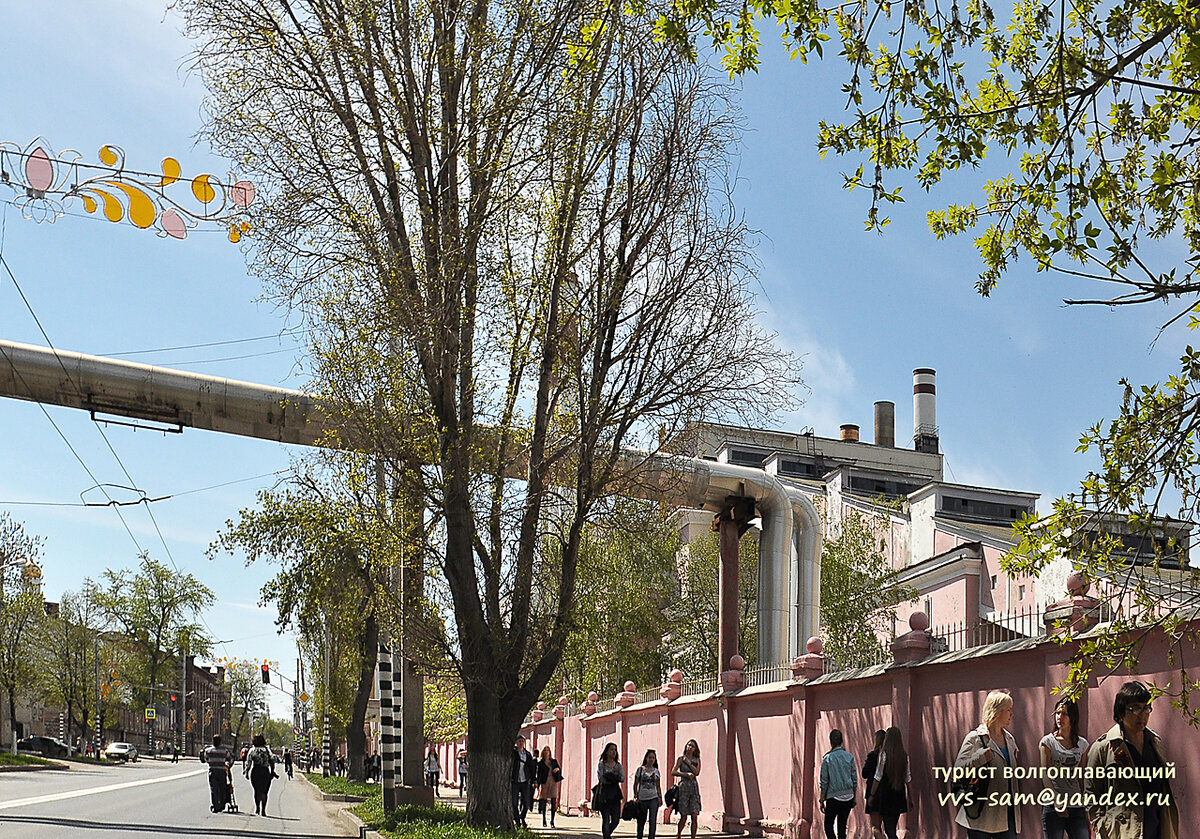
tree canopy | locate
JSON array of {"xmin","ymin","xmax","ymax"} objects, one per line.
[{"xmin": 182, "ymin": 0, "xmax": 796, "ymax": 826}]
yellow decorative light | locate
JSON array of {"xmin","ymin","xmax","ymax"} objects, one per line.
[{"xmin": 0, "ymin": 136, "xmax": 254, "ymax": 242}]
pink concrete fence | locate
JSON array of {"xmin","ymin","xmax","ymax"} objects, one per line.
[{"xmin": 442, "ymin": 614, "xmax": 1199, "ymax": 838}]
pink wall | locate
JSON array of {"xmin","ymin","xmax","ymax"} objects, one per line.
[{"xmin": 436, "ymin": 624, "xmax": 1199, "ymax": 838}]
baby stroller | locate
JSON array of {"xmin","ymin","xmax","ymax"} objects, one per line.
[
  {"xmin": 211, "ymin": 765, "xmax": 239, "ymax": 813},
  {"xmin": 225, "ymin": 766, "xmax": 239, "ymax": 813}
]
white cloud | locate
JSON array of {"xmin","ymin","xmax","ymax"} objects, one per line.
[{"xmin": 758, "ymin": 306, "xmax": 858, "ymax": 438}]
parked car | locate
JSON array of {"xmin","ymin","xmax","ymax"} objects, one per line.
[
  {"xmin": 17, "ymin": 736, "xmax": 74, "ymax": 758},
  {"xmin": 104, "ymin": 742, "xmax": 139, "ymax": 762}
]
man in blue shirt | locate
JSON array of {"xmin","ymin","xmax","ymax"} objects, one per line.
[{"xmin": 818, "ymin": 729, "xmax": 857, "ymax": 839}]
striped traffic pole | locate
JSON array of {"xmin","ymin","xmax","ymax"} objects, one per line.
[{"xmin": 378, "ymin": 642, "xmax": 395, "ymax": 809}]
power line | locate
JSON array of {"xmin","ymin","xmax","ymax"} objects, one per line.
[
  {"xmin": 102, "ymin": 329, "xmax": 309, "ymax": 358},
  {"xmin": 0, "ymin": 469, "xmax": 290, "ymax": 508}
]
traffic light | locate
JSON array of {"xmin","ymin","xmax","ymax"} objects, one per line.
[
  {"xmin": 170, "ymin": 694, "xmax": 177, "ymax": 703},
  {"xmin": 261, "ymin": 664, "xmax": 270, "ymax": 684}
]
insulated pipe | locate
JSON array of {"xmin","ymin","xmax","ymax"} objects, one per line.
[
  {"xmin": 622, "ymin": 452, "xmax": 803, "ymax": 664},
  {"xmin": 786, "ymin": 486, "xmax": 823, "ymax": 655},
  {"xmin": 0, "ymin": 339, "xmax": 823, "ymax": 664}
]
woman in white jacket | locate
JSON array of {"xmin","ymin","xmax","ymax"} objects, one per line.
[{"xmin": 954, "ymin": 690, "xmax": 1021, "ymax": 838}]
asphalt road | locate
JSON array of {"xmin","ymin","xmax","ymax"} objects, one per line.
[{"xmin": 0, "ymin": 758, "xmax": 353, "ymax": 838}]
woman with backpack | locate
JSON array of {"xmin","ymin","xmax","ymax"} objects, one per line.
[{"xmin": 243, "ymin": 733, "xmax": 278, "ymax": 816}]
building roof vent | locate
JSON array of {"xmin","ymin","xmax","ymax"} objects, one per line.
[{"xmin": 840, "ymin": 423, "xmax": 860, "ymax": 442}]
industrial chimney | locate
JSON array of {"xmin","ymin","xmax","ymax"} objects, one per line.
[
  {"xmin": 913, "ymin": 368, "xmax": 938, "ymax": 453},
  {"xmin": 874, "ymin": 401, "xmax": 895, "ymax": 447}
]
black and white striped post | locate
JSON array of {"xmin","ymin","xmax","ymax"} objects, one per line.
[
  {"xmin": 378, "ymin": 642, "xmax": 395, "ymax": 809},
  {"xmin": 93, "ymin": 636, "xmax": 102, "ymax": 758},
  {"xmin": 323, "ymin": 626, "xmax": 332, "ymax": 777}
]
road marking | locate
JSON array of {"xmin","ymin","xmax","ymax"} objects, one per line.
[{"xmin": 0, "ymin": 767, "xmax": 207, "ymax": 810}]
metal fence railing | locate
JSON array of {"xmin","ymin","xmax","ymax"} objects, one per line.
[
  {"xmin": 929, "ymin": 604, "xmax": 1045, "ymax": 654},
  {"xmin": 822, "ymin": 643, "xmax": 893, "ymax": 675},
  {"xmin": 680, "ymin": 675, "xmax": 718, "ymax": 697},
  {"xmin": 633, "ymin": 685, "xmax": 663, "ymax": 705},
  {"xmin": 742, "ymin": 661, "xmax": 793, "ymax": 687}
]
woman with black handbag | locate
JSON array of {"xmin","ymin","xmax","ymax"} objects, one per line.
[
  {"xmin": 596, "ymin": 742, "xmax": 625, "ymax": 839},
  {"xmin": 672, "ymin": 739, "xmax": 702, "ymax": 839},
  {"xmin": 869, "ymin": 727, "xmax": 910, "ymax": 839},
  {"xmin": 954, "ymin": 690, "xmax": 1021, "ymax": 838},
  {"xmin": 535, "ymin": 746, "xmax": 561, "ymax": 828}
]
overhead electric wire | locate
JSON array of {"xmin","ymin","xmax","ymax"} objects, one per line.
[
  {"xmin": 103, "ymin": 328, "xmax": 309, "ymax": 357},
  {"xmin": 0, "ymin": 246, "xmax": 146, "ymax": 554},
  {"xmin": 0, "ymin": 469, "xmax": 290, "ymax": 508},
  {"xmin": 0, "ymin": 239, "xmax": 233, "ymax": 656}
]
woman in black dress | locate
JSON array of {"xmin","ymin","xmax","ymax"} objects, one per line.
[
  {"xmin": 870, "ymin": 727, "xmax": 909, "ymax": 839},
  {"xmin": 862, "ymin": 730, "xmax": 886, "ymax": 839}
]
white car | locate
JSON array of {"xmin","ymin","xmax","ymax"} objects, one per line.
[{"xmin": 104, "ymin": 742, "xmax": 139, "ymax": 762}]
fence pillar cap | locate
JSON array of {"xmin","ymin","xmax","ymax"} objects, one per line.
[
  {"xmin": 891, "ymin": 612, "xmax": 932, "ymax": 663},
  {"xmin": 615, "ymin": 682, "xmax": 637, "ymax": 707}
]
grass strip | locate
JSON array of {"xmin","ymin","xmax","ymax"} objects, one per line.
[
  {"xmin": 304, "ymin": 772, "xmax": 378, "ymax": 798},
  {"xmin": 349, "ymin": 801, "xmax": 538, "ymax": 839},
  {"xmin": 0, "ymin": 752, "xmax": 56, "ymax": 766}
]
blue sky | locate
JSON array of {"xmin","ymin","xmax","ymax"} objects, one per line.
[{"xmin": 0, "ymin": 2, "xmax": 1190, "ymax": 716}]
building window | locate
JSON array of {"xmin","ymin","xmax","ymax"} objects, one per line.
[
  {"xmin": 924, "ymin": 598, "xmax": 932, "ymax": 624},
  {"xmin": 990, "ymin": 575, "xmax": 997, "ymax": 589},
  {"xmin": 1018, "ymin": 585, "xmax": 1026, "ymax": 601}
]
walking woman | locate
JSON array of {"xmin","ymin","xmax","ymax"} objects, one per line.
[
  {"xmin": 633, "ymin": 748, "xmax": 664, "ymax": 839},
  {"xmin": 424, "ymin": 745, "xmax": 440, "ymax": 797},
  {"xmin": 870, "ymin": 727, "xmax": 910, "ymax": 839},
  {"xmin": 954, "ymin": 690, "xmax": 1022, "ymax": 838},
  {"xmin": 862, "ymin": 729, "xmax": 886, "ymax": 839},
  {"xmin": 243, "ymin": 733, "xmax": 277, "ymax": 816},
  {"xmin": 596, "ymin": 742, "xmax": 625, "ymax": 839},
  {"xmin": 535, "ymin": 746, "xmax": 562, "ymax": 828},
  {"xmin": 672, "ymin": 739, "xmax": 702, "ymax": 839},
  {"xmin": 1039, "ymin": 698, "xmax": 1088, "ymax": 839}
]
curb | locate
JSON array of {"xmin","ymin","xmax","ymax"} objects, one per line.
[
  {"xmin": 0, "ymin": 760, "xmax": 70, "ymax": 772},
  {"xmin": 338, "ymin": 805, "xmax": 387, "ymax": 839}
]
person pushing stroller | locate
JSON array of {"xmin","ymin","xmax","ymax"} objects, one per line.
[{"xmin": 203, "ymin": 734, "xmax": 236, "ymax": 813}]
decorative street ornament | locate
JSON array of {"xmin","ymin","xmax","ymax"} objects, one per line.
[{"xmin": 0, "ymin": 136, "xmax": 255, "ymax": 242}]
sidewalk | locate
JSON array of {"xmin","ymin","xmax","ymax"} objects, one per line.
[{"xmin": 435, "ymin": 790, "xmax": 736, "ymax": 839}]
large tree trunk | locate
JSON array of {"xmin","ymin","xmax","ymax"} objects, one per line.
[
  {"xmin": 346, "ymin": 612, "xmax": 378, "ymax": 782},
  {"xmin": 463, "ymin": 687, "xmax": 518, "ymax": 828}
]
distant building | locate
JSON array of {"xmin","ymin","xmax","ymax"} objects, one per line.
[{"xmin": 673, "ymin": 368, "xmax": 1192, "ymax": 657}]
